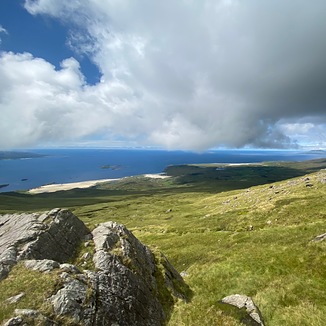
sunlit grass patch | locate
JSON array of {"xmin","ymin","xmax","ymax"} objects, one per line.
[{"xmin": 0, "ymin": 263, "xmax": 59, "ymax": 322}]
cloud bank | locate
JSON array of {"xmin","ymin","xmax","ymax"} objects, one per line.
[{"xmin": 2, "ymin": 0, "xmax": 326, "ymax": 149}]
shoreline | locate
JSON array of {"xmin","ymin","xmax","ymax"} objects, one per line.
[{"xmin": 28, "ymin": 173, "xmax": 170, "ymax": 194}]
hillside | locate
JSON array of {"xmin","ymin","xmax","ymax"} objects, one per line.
[{"xmin": 0, "ymin": 159, "xmax": 326, "ymax": 325}]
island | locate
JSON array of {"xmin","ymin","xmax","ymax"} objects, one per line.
[
  {"xmin": 101, "ymin": 164, "xmax": 122, "ymax": 170},
  {"xmin": 0, "ymin": 151, "xmax": 44, "ymax": 160}
]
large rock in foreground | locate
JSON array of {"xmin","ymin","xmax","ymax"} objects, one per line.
[
  {"xmin": 0, "ymin": 210, "xmax": 189, "ymax": 326},
  {"xmin": 0, "ymin": 208, "xmax": 91, "ymax": 280}
]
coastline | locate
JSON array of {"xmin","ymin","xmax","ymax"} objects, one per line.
[{"xmin": 28, "ymin": 174, "xmax": 170, "ymax": 194}]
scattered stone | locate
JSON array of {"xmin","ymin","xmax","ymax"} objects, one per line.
[
  {"xmin": 180, "ymin": 271, "xmax": 189, "ymax": 277},
  {"xmin": 266, "ymin": 220, "xmax": 272, "ymax": 225},
  {"xmin": 312, "ymin": 232, "xmax": 326, "ymax": 242},
  {"xmin": 165, "ymin": 208, "xmax": 172, "ymax": 213},
  {"xmin": 82, "ymin": 252, "xmax": 91, "ymax": 260},
  {"xmin": 84, "ymin": 241, "xmax": 90, "ymax": 247},
  {"xmin": 220, "ymin": 294, "xmax": 265, "ymax": 326},
  {"xmin": 6, "ymin": 293, "xmax": 25, "ymax": 304},
  {"xmin": 14, "ymin": 309, "xmax": 39, "ymax": 318},
  {"xmin": 59, "ymin": 263, "xmax": 81, "ymax": 274},
  {"xmin": 24, "ymin": 259, "xmax": 60, "ymax": 272},
  {"xmin": 306, "ymin": 183, "xmax": 313, "ymax": 187},
  {"xmin": 3, "ymin": 317, "xmax": 23, "ymax": 326},
  {"xmin": 248, "ymin": 225, "xmax": 254, "ymax": 231}
]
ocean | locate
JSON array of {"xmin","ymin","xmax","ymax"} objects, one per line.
[{"xmin": 0, "ymin": 148, "xmax": 325, "ymax": 193}]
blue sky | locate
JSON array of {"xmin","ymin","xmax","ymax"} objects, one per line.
[
  {"xmin": 1, "ymin": 0, "xmax": 326, "ymax": 150},
  {"xmin": 0, "ymin": 0, "xmax": 100, "ymax": 84}
]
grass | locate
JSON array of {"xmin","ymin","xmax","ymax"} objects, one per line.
[
  {"xmin": 0, "ymin": 263, "xmax": 60, "ymax": 322},
  {"xmin": 1, "ymin": 159, "xmax": 326, "ymax": 325}
]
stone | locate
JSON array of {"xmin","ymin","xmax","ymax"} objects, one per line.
[
  {"xmin": 14, "ymin": 309, "xmax": 39, "ymax": 318},
  {"xmin": 6, "ymin": 293, "xmax": 25, "ymax": 304},
  {"xmin": 312, "ymin": 232, "xmax": 326, "ymax": 242},
  {"xmin": 49, "ymin": 278, "xmax": 89, "ymax": 323},
  {"xmin": 0, "ymin": 209, "xmax": 91, "ymax": 279},
  {"xmin": 220, "ymin": 294, "xmax": 265, "ymax": 326},
  {"xmin": 59, "ymin": 263, "xmax": 81, "ymax": 274},
  {"xmin": 0, "ymin": 247, "xmax": 17, "ymax": 281},
  {"xmin": 24, "ymin": 259, "xmax": 60, "ymax": 272},
  {"xmin": 3, "ymin": 317, "xmax": 23, "ymax": 326},
  {"xmin": 46, "ymin": 221, "xmax": 190, "ymax": 325},
  {"xmin": 180, "ymin": 271, "xmax": 189, "ymax": 277},
  {"xmin": 82, "ymin": 252, "xmax": 91, "ymax": 260}
]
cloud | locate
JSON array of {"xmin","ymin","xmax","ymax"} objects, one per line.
[
  {"xmin": 0, "ymin": 25, "xmax": 8, "ymax": 44},
  {"xmin": 2, "ymin": 0, "xmax": 326, "ymax": 149}
]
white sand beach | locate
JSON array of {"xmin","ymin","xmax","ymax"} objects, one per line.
[
  {"xmin": 28, "ymin": 174, "xmax": 170, "ymax": 194},
  {"xmin": 28, "ymin": 178, "xmax": 119, "ymax": 194}
]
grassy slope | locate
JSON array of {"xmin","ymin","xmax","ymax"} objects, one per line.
[{"xmin": 1, "ymin": 159, "xmax": 326, "ymax": 325}]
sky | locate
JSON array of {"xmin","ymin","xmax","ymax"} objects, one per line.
[{"xmin": 1, "ymin": 0, "xmax": 326, "ymax": 150}]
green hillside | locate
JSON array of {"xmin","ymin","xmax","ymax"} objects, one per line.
[{"xmin": 1, "ymin": 159, "xmax": 326, "ymax": 325}]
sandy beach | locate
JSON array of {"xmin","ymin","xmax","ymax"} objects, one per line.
[
  {"xmin": 28, "ymin": 174, "xmax": 170, "ymax": 194},
  {"xmin": 28, "ymin": 178, "xmax": 119, "ymax": 194}
]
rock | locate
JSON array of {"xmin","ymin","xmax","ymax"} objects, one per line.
[
  {"xmin": 49, "ymin": 278, "xmax": 89, "ymax": 323},
  {"xmin": 14, "ymin": 309, "xmax": 39, "ymax": 318},
  {"xmin": 82, "ymin": 252, "xmax": 91, "ymax": 260},
  {"xmin": 0, "ymin": 247, "xmax": 17, "ymax": 280},
  {"xmin": 3, "ymin": 317, "xmax": 23, "ymax": 326},
  {"xmin": 47, "ymin": 221, "xmax": 190, "ymax": 325},
  {"xmin": 312, "ymin": 232, "xmax": 326, "ymax": 242},
  {"xmin": 0, "ymin": 209, "xmax": 91, "ymax": 280},
  {"xmin": 165, "ymin": 208, "xmax": 172, "ymax": 213},
  {"xmin": 6, "ymin": 293, "xmax": 25, "ymax": 304},
  {"xmin": 220, "ymin": 294, "xmax": 264, "ymax": 326},
  {"xmin": 180, "ymin": 271, "xmax": 189, "ymax": 277},
  {"xmin": 59, "ymin": 263, "xmax": 81, "ymax": 274},
  {"xmin": 24, "ymin": 259, "xmax": 60, "ymax": 272},
  {"xmin": 0, "ymin": 211, "xmax": 189, "ymax": 326}
]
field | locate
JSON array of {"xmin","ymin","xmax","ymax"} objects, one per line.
[{"xmin": 1, "ymin": 159, "xmax": 326, "ymax": 325}]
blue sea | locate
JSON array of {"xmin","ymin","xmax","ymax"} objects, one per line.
[{"xmin": 0, "ymin": 148, "xmax": 325, "ymax": 193}]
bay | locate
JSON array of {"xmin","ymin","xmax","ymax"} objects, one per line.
[{"xmin": 0, "ymin": 148, "xmax": 325, "ymax": 193}]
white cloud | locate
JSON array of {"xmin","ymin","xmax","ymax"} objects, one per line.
[
  {"xmin": 0, "ymin": 25, "xmax": 8, "ymax": 44},
  {"xmin": 2, "ymin": 0, "xmax": 326, "ymax": 149}
]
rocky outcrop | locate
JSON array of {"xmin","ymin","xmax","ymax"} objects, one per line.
[
  {"xmin": 0, "ymin": 209, "xmax": 189, "ymax": 326},
  {"xmin": 0, "ymin": 208, "xmax": 91, "ymax": 280},
  {"xmin": 219, "ymin": 294, "xmax": 265, "ymax": 326}
]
